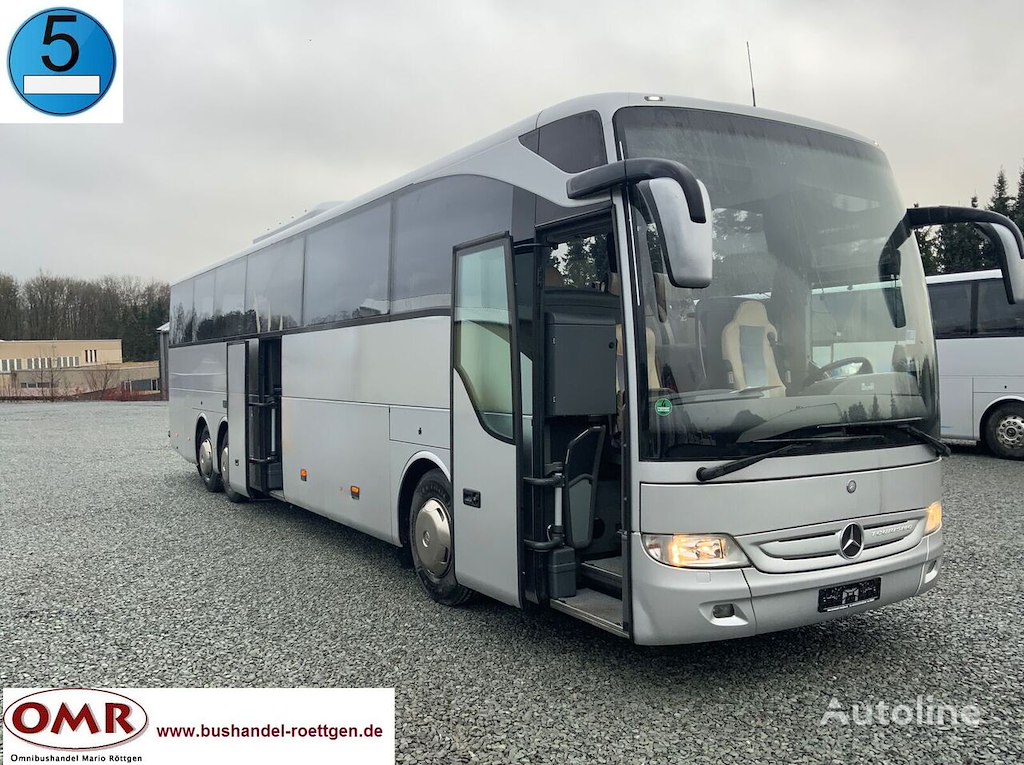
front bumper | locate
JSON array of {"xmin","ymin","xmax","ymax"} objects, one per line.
[{"xmin": 630, "ymin": 528, "xmax": 944, "ymax": 645}]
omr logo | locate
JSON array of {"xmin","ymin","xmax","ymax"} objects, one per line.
[{"xmin": 2, "ymin": 688, "xmax": 148, "ymax": 750}]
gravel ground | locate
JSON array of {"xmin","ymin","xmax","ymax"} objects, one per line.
[{"xmin": 1, "ymin": 401, "xmax": 1022, "ymax": 764}]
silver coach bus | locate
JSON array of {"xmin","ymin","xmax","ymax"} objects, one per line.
[
  {"xmin": 927, "ymin": 269, "xmax": 1024, "ymax": 458},
  {"xmin": 168, "ymin": 93, "xmax": 1024, "ymax": 644}
]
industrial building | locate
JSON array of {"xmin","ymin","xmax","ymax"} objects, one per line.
[{"xmin": 0, "ymin": 339, "xmax": 159, "ymax": 399}]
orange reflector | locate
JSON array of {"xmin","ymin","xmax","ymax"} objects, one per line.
[
  {"xmin": 351, "ymin": 486, "xmax": 360, "ymax": 499},
  {"xmin": 300, "ymin": 469, "xmax": 308, "ymax": 481}
]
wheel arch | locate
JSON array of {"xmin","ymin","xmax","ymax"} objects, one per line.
[
  {"xmin": 193, "ymin": 414, "xmax": 211, "ymax": 460},
  {"xmin": 397, "ymin": 452, "xmax": 450, "ymax": 548},
  {"xmin": 979, "ymin": 395, "xmax": 1024, "ymax": 439}
]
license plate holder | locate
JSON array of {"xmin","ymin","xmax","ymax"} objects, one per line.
[{"xmin": 817, "ymin": 577, "xmax": 881, "ymax": 613}]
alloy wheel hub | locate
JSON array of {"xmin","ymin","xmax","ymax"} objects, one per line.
[
  {"xmin": 414, "ymin": 498, "xmax": 452, "ymax": 577},
  {"xmin": 997, "ymin": 415, "xmax": 1024, "ymax": 449}
]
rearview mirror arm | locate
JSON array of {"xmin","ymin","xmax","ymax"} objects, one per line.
[{"xmin": 566, "ymin": 158, "xmax": 708, "ymax": 224}]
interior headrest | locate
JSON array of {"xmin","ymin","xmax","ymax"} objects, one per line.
[{"xmin": 730, "ymin": 300, "xmax": 771, "ymax": 327}]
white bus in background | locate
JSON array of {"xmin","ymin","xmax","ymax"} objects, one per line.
[
  {"xmin": 927, "ymin": 270, "xmax": 1024, "ymax": 458},
  {"xmin": 167, "ymin": 93, "xmax": 1024, "ymax": 645}
]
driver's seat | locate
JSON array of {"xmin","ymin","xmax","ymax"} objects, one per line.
[{"xmin": 721, "ymin": 301, "xmax": 786, "ymax": 396}]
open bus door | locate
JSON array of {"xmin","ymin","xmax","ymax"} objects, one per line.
[
  {"xmin": 226, "ymin": 338, "xmax": 282, "ymax": 498},
  {"xmin": 450, "ymin": 235, "xmax": 523, "ymax": 607}
]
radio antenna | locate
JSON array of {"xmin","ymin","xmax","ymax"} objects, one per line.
[{"xmin": 746, "ymin": 41, "xmax": 757, "ymax": 107}]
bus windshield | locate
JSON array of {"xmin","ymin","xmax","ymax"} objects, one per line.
[{"xmin": 616, "ymin": 106, "xmax": 938, "ymax": 460}]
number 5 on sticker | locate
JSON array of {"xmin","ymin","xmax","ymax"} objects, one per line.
[{"xmin": 8, "ymin": 7, "xmax": 116, "ymax": 116}]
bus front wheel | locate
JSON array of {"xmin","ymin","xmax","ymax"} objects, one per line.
[
  {"xmin": 985, "ymin": 403, "xmax": 1024, "ymax": 460},
  {"xmin": 408, "ymin": 469, "xmax": 476, "ymax": 606}
]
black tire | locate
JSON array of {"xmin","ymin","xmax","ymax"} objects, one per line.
[
  {"xmin": 220, "ymin": 433, "xmax": 248, "ymax": 503},
  {"xmin": 196, "ymin": 424, "xmax": 223, "ymax": 492},
  {"xmin": 408, "ymin": 469, "xmax": 475, "ymax": 606},
  {"xmin": 984, "ymin": 402, "xmax": 1024, "ymax": 460}
]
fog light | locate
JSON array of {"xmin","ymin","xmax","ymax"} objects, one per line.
[
  {"xmin": 642, "ymin": 533, "xmax": 750, "ymax": 568},
  {"xmin": 925, "ymin": 501, "xmax": 942, "ymax": 534},
  {"xmin": 712, "ymin": 604, "xmax": 735, "ymax": 619}
]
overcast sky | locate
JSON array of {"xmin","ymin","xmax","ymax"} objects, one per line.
[{"xmin": 1, "ymin": 0, "xmax": 1022, "ymax": 283}]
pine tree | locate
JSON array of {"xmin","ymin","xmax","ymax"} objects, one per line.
[
  {"xmin": 1014, "ymin": 162, "xmax": 1024, "ymax": 232},
  {"xmin": 912, "ymin": 203, "xmax": 942, "ymax": 275},
  {"xmin": 989, "ymin": 168, "xmax": 1013, "ymax": 217},
  {"xmin": 938, "ymin": 195, "xmax": 993, "ymax": 273}
]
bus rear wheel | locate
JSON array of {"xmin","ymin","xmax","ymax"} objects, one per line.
[
  {"xmin": 985, "ymin": 403, "xmax": 1024, "ymax": 459},
  {"xmin": 220, "ymin": 433, "xmax": 247, "ymax": 503},
  {"xmin": 197, "ymin": 424, "xmax": 223, "ymax": 492},
  {"xmin": 408, "ymin": 469, "xmax": 476, "ymax": 606}
]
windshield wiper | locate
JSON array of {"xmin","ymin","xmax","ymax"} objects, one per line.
[
  {"xmin": 837, "ymin": 419, "xmax": 951, "ymax": 457},
  {"xmin": 695, "ymin": 435, "xmax": 882, "ymax": 482},
  {"xmin": 898, "ymin": 424, "xmax": 951, "ymax": 457}
]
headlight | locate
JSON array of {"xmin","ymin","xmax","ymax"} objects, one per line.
[
  {"xmin": 642, "ymin": 533, "xmax": 751, "ymax": 568},
  {"xmin": 925, "ymin": 501, "xmax": 942, "ymax": 534}
]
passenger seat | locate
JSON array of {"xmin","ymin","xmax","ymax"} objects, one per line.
[{"xmin": 721, "ymin": 301, "xmax": 786, "ymax": 396}]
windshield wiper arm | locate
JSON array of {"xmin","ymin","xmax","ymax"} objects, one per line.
[
  {"xmin": 696, "ymin": 443, "xmax": 801, "ymax": 482},
  {"xmin": 839, "ymin": 419, "xmax": 951, "ymax": 457},
  {"xmin": 695, "ymin": 435, "xmax": 880, "ymax": 483},
  {"xmin": 897, "ymin": 424, "xmax": 951, "ymax": 457}
]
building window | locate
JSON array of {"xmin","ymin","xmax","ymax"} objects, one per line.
[{"xmin": 73, "ymin": 356, "xmax": 79, "ymax": 367}]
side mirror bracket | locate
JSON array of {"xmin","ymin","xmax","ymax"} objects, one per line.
[
  {"xmin": 567, "ymin": 158, "xmax": 714, "ymax": 289},
  {"xmin": 906, "ymin": 205, "xmax": 1024, "ymax": 304}
]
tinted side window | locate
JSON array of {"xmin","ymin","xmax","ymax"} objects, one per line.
[
  {"xmin": 392, "ymin": 177, "xmax": 512, "ymax": 313},
  {"xmin": 213, "ymin": 257, "xmax": 247, "ymax": 338},
  {"xmin": 193, "ymin": 270, "xmax": 217, "ymax": 341},
  {"xmin": 976, "ymin": 279, "xmax": 1024, "ymax": 335},
  {"xmin": 245, "ymin": 237, "xmax": 304, "ymax": 332},
  {"xmin": 521, "ymin": 111, "xmax": 607, "ymax": 173},
  {"xmin": 304, "ymin": 202, "xmax": 391, "ymax": 325},
  {"xmin": 455, "ymin": 240, "xmax": 514, "ymax": 440},
  {"xmin": 170, "ymin": 280, "xmax": 195, "ymax": 344},
  {"xmin": 928, "ymin": 282, "xmax": 971, "ymax": 338},
  {"xmin": 544, "ymin": 232, "xmax": 613, "ymax": 291}
]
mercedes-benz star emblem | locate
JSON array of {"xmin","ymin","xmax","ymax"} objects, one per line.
[
  {"xmin": 839, "ymin": 523, "xmax": 864, "ymax": 559},
  {"xmin": 847, "ymin": 480, "xmax": 857, "ymax": 494}
]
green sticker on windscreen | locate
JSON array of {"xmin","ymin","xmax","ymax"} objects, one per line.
[{"xmin": 655, "ymin": 398, "xmax": 672, "ymax": 417}]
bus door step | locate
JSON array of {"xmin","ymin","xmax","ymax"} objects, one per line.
[
  {"xmin": 551, "ymin": 588, "xmax": 626, "ymax": 638},
  {"xmin": 580, "ymin": 556, "xmax": 623, "ymax": 597}
]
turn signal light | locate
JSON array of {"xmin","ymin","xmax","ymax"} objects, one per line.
[
  {"xmin": 925, "ymin": 501, "xmax": 942, "ymax": 534},
  {"xmin": 351, "ymin": 486, "xmax": 361, "ymax": 500},
  {"xmin": 300, "ymin": 469, "xmax": 308, "ymax": 481}
]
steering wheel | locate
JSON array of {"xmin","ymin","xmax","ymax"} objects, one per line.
[{"xmin": 804, "ymin": 356, "xmax": 874, "ymax": 386}]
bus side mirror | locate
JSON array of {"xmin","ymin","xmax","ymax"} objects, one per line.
[
  {"xmin": 906, "ymin": 206, "xmax": 1024, "ymax": 304},
  {"xmin": 976, "ymin": 222, "xmax": 1024, "ymax": 305},
  {"xmin": 637, "ymin": 177, "xmax": 714, "ymax": 289},
  {"xmin": 565, "ymin": 157, "xmax": 714, "ymax": 289}
]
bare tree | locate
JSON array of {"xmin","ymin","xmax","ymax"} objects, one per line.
[
  {"xmin": 6, "ymin": 271, "xmax": 170, "ymax": 360},
  {"xmin": 84, "ymin": 363, "xmax": 116, "ymax": 397}
]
